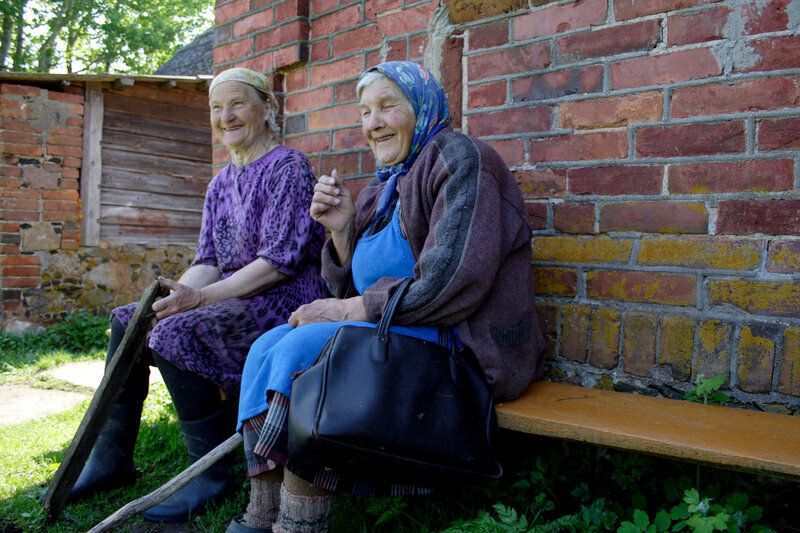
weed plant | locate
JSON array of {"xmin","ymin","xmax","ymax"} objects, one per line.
[{"xmin": 1, "ymin": 318, "xmax": 798, "ymax": 532}]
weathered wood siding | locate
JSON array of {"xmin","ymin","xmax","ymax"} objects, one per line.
[{"xmin": 99, "ymin": 83, "xmax": 212, "ymax": 244}]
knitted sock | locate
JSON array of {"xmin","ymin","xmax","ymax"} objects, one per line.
[
  {"xmin": 271, "ymin": 484, "xmax": 333, "ymax": 533},
  {"xmin": 242, "ymin": 477, "xmax": 281, "ymax": 528}
]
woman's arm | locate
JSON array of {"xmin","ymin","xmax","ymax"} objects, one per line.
[{"xmin": 152, "ymin": 259, "xmax": 287, "ymax": 320}]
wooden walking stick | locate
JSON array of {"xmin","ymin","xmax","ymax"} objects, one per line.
[
  {"xmin": 87, "ymin": 433, "xmax": 243, "ymax": 533},
  {"xmin": 43, "ymin": 279, "xmax": 167, "ymax": 522}
]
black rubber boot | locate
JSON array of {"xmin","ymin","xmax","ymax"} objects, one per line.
[
  {"xmin": 68, "ymin": 317, "xmax": 148, "ymax": 501},
  {"xmin": 142, "ymin": 408, "xmax": 237, "ymax": 522},
  {"xmin": 68, "ymin": 402, "xmax": 142, "ymax": 501}
]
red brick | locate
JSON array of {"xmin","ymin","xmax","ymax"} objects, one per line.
[
  {"xmin": 286, "ymin": 70, "xmax": 309, "ymax": 92},
  {"xmin": 468, "ymin": 42, "xmax": 550, "ymax": 82},
  {"xmin": 623, "ymin": 313, "xmax": 658, "ymax": 377},
  {"xmin": 611, "ymin": 48, "xmax": 721, "ymax": 90},
  {"xmin": 669, "ymin": 159, "xmax": 794, "ymax": 194},
  {"xmin": 42, "ymin": 190, "xmax": 79, "ymax": 200},
  {"xmin": 758, "ymin": 117, "xmax": 800, "ymax": 151},
  {"xmin": 2, "ymin": 277, "xmax": 40, "ymax": 288},
  {"xmin": 532, "ymin": 267, "xmax": 578, "ymax": 297},
  {"xmin": 717, "ymin": 199, "xmax": 800, "ymax": 235},
  {"xmin": 320, "ymin": 152, "xmax": 359, "ymax": 177},
  {"xmin": 0, "ymin": 254, "xmax": 40, "ymax": 265},
  {"xmin": 667, "ymin": 6, "xmax": 730, "ymax": 46},
  {"xmin": 569, "ymin": 165, "xmax": 662, "ymax": 196},
  {"xmin": 557, "ymin": 19, "xmax": 661, "ymax": 61},
  {"xmin": 586, "ymin": 270, "xmax": 697, "ymax": 306},
  {"xmin": 741, "ymin": 0, "xmax": 792, "ymax": 34},
  {"xmin": 559, "ymin": 91, "xmax": 662, "ymax": 129},
  {"xmin": 3, "ymin": 143, "xmax": 44, "ymax": 157},
  {"xmin": 514, "ymin": 0, "xmax": 607, "ymax": 40},
  {"xmin": 516, "ymin": 168, "xmax": 566, "ymax": 199},
  {"xmin": 255, "ymin": 20, "xmax": 310, "ymax": 50},
  {"xmin": 600, "ymin": 201, "xmax": 708, "ymax": 233},
  {"xmin": 0, "ymin": 131, "xmax": 41, "ymax": 144},
  {"xmin": 285, "ymin": 86, "xmax": 333, "ymax": 113},
  {"xmin": 615, "ymin": 0, "xmax": 717, "ymax": 21},
  {"xmin": 311, "ymin": 56, "xmax": 363, "ymax": 86},
  {"xmin": 1, "ymin": 84, "xmax": 41, "ymax": 97},
  {"xmin": 530, "ymin": 131, "xmax": 627, "ymax": 163},
  {"xmin": 46, "ymin": 145, "xmax": 82, "ymax": 158},
  {"xmin": 410, "ymin": 34, "xmax": 428, "ymax": 60},
  {"xmin": 215, "ymin": 0, "xmax": 251, "ymax": 24},
  {"xmin": 673, "ymin": 77, "xmax": 800, "ymax": 118},
  {"xmin": 332, "ymin": 24, "xmax": 381, "ymax": 56},
  {"xmin": 310, "ymin": 40, "xmax": 331, "ymax": 62},
  {"xmin": 0, "ymin": 119, "xmax": 39, "ymax": 133},
  {"xmin": 740, "ymin": 35, "xmax": 800, "ymax": 73},
  {"xmin": 767, "ymin": 240, "xmax": 800, "ymax": 273},
  {"xmin": 369, "ymin": 0, "xmax": 403, "ymax": 15},
  {"xmin": 469, "ymin": 106, "xmax": 551, "ymax": 137},
  {"xmin": 234, "ymin": 10, "xmax": 274, "ymax": 38},
  {"xmin": 560, "ymin": 304, "xmax": 592, "ymax": 362},
  {"xmin": 214, "ymin": 40, "xmax": 253, "ymax": 64},
  {"xmin": 512, "ymin": 66, "xmax": 603, "ymax": 102},
  {"xmin": 554, "ymin": 202, "xmax": 595, "ymax": 234},
  {"xmin": 333, "ymin": 127, "xmax": 366, "ymax": 150},
  {"xmin": 2, "ymin": 266, "xmax": 40, "ymax": 277},
  {"xmin": 485, "ymin": 139, "xmax": 524, "ymax": 166},
  {"xmin": 276, "ymin": 0, "xmax": 309, "ymax": 21},
  {"xmin": 468, "ymin": 20, "xmax": 510, "ymax": 50},
  {"xmin": 307, "ymin": 103, "xmax": 358, "ymax": 130},
  {"xmin": 636, "ymin": 121, "xmax": 745, "ymax": 158},
  {"xmin": 313, "ymin": 5, "xmax": 362, "ymax": 38},
  {"xmin": 468, "ymin": 81, "xmax": 506, "ymax": 109},
  {"xmin": 376, "ymin": 2, "xmax": 438, "ymax": 38},
  {"xmin": 386, "ymin": 38, "xmax": 408, "ymax": 62},
  {"xmin": 526, "ymin": 202, "xmax": 548, "ymax": 230}
]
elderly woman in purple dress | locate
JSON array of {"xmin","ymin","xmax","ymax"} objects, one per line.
[{"xmin": 68, "ymin": 68, "xmax": 328, "ymax": 523}]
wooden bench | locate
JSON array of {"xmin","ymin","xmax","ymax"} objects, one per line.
[{"xmin": 495, "ymin": 380, "xmax": 800, "ymax": 479}]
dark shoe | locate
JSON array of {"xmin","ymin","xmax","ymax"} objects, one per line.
[
  {"xmin": 226, "ymin": 513, "xmax": 272, "ymax": 533},
  {"xmin": 142, "ymin": 409, "xmax": 236, "ymax": 522},
  {"xmin": 68, "ymin": 403, "xmax": 142, "ymax": 501}
]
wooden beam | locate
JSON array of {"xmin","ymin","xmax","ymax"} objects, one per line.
[
  {"xmin": 87, "ymin": 434, "xmax": 242, "ymax": 532},
  {"xmin": 80, "ymin": 83, "xmax": 103, "ymax": 247},
  {"xmin": 43, "ymin": 280, "xmax": 167, "ymax": 522}
]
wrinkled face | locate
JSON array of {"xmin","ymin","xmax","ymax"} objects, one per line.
[
  {"xmin": 359, "ymin": 77, "xmax": 416, "ymax": 167},
  {"xmin": 209, "ymin": 81, "xmax": 270, "ymax": 152}
]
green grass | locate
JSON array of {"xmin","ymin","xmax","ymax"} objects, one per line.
[{"xmin": 1, "ymin": 316, "xmax": 798, "ymax": 532}]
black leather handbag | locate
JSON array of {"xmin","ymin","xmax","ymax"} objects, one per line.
[{"xmin": 287, "ymin": 278, "xmax": 503, "ymax": 484}]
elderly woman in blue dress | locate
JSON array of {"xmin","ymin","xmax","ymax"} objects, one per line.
[
  {"xmin": 67, "ymin": 68, "xmax": 328, "ymax": 523},
  {"xmin": 226, "ymin": 61, "xmax": 545, "ymax": 533}
]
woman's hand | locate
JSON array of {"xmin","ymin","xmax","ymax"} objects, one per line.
[
  {"xmin": 310, "ymin": 169, "xmax": 355, "ymax": 234},
  {"xmin": 288, "ymin": 296, "xmax": 367, "ymax": 327},
  {"xmin": 151, "ymin": 277, "xmax": 205, "ymax": 320}
]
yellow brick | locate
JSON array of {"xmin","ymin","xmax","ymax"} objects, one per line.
[
  {"xmin": 708, "ymin": 280, "xmax": 800, "ymax": 317},
  {"xmin": 638, "ymin": 236, "xmax": 761, "ymax": 270},
  {"xmin": 532, "ymin": 236, "xmax": 632, "ymax": 264}
]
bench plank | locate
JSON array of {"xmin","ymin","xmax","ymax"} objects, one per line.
[{"xmin": 495, "ymin": 381, "xmax": 800, "ymax": 479}]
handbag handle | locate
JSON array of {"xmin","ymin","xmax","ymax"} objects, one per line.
[{"xmin": 371, "ymin": 277, "xmax": 413, "ymax": 364}]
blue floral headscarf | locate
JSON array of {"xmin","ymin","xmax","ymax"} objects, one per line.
[{"xmin": 360, "ymin": 61, "xmax": 452, "ymax": 224}]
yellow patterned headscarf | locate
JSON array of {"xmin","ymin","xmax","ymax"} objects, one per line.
[{"xmin": 209, "ymin": 67, "xmax": 278, "ymax": 108}]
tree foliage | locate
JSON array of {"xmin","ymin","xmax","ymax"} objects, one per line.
[{"xmin": 0, "ymin": 0, "xmax": 213, "ymax": 74}]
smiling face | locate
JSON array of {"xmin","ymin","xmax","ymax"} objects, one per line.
[
  {"xmin": 359, "ymin": 76, "xmax": 416, "ymax": 167},
  {"xmin": 209, "ymin": 81, "xmax": 271, "ymax": 154}
]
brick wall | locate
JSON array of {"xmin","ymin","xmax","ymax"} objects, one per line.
[
  {"xmin": 1, "ymin": 83, "xmax": 193, "ymax": 324},
  {"xmin": 219, "ymin": 0, "xmax": 800, "ymax": 410}
]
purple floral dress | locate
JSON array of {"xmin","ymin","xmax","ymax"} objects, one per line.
[{"xmin": 112, "ymin": 146, "xmax": 328, "ymax": 396}]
